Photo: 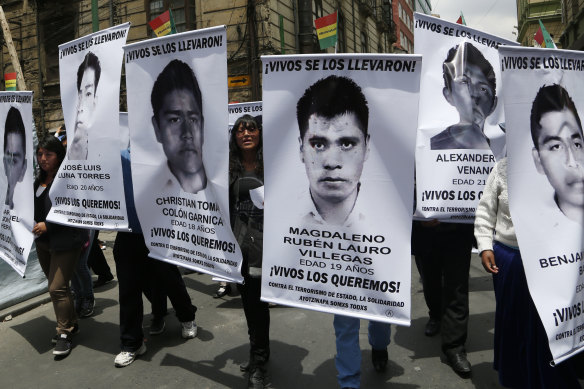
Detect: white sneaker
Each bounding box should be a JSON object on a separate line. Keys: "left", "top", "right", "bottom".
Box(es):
{"left": 181, "top": 321, "right": 197, "bottom": 339}
{"left": 114, "top": 343, "right": 146, "bottom": 367}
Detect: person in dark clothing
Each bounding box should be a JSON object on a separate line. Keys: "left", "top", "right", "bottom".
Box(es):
{"left": 412, "top": 220, "right": 474, "bottom": 377}
{"left": 229, "top": 115, "right": 268, "bottom": 389}
{"left": 33, "top": 137, "right": 87, "bottom": 357}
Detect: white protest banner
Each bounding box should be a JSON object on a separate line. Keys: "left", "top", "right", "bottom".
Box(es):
{"left": 414, "top": 13, "right": 517, "bottom": 222}
{"left": 500, "top": 46, "right": 584, "bottom": 364}
{"left": 228, "top": 101, "right": 262, "bottom": 131}
{"left": 0, "top": 92, "right": 34, "bottom": 276}
{"left": 261, "top": 54, "right": 420, "bottom": 324}
{"left": 124, "top": 26, "right": 243, "bottom": 282}
{"left": 47, "top": 23, "right": 130, "bottom": 230}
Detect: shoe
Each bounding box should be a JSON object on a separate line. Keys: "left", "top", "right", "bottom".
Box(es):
{"left": 98, "top": 240, "right": 106, "bottom": 250}
{"left": 52, "top": 323, "right": 79, "bottom": 344}
{"left": 372, "top": 348, "right": 388, "bottom": 372}
{"left": 149, "top": 317, "right": 166, "bottom": 335}
{"left": 248, "top": 366, "right": 266, "bottom": 389}
{"left": 445, "top": 350, "right": 472, "bottom": 377}
{"left": 240, "top": 360, "right": 251, "bottom": 372}
{"left": 214, "top": 284, "right": 231, "bottom": 298}
{"left": 53, "top": 333, "right": 72, "bottom": 356}
{"left": 78, "top": 297, "right": 95, "bottom": 318}
{"left": 93, "top": 274, "right": 114, "bottom": 288}
{"left": 181, "top": 320, "right": 197, "bottom": 339}
{"left": 424, "top": 318, "right": 440, "bottom": 337}
{"left": 114, "top": 343, "right": 147, "bottom": 367}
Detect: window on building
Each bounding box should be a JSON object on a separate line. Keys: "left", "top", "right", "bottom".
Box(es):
{"left": 39, "top": 3, "right": 77, "bottom": 87}
{"left": 147, "top": 0, "right": 196, "bottom": 34}
{"left": 313, "top": 0, "right": 323, "bottom": 19}
{"left": 361, "top": 30, "right": 369, "bottom": 53}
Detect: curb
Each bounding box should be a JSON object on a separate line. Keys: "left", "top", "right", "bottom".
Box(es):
{"left": 0, "top": 293, "right": 51, "bottom": 322}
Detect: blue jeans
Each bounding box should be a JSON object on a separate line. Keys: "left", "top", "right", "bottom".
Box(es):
{"left": 71, "top": 230, "right": 94, "bottom": 301}
{"left": 334, "top": 314, "right": 391, "bottom": 388}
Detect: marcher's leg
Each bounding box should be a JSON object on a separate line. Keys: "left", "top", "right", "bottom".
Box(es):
{"left": 48, "top": 247, "right": 82, "bottom": 334}
{"left": 238, "top": 276, "right": 270, "bottom": 366}
{"left": 368, "top": 320, "right": 391, "bottom": 372}
{"left": 154, "top": 260, "right": 195, "bottom": 323}
{"left": 114, "top": 232, "right": 146, "bottom": 351}
{"left": 334, "top": 314, "right": 361, "bottom": 388}
{"left": 89, "top": 230, "right": 114, "bottom": 285}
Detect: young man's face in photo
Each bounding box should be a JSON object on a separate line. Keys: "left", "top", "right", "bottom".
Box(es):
{"left": 533, "top": 108, "right": 584, "bottom": 210}
{"left": 445, "top": 62, "right": 496, "bottom": 127}
{"left": 76, "top": 67, "right": 97, "bottom": 130}
{"left": 153, "top": 88, "right": 204, "bottom": 177}
{"left": 300, "top": 112, "right": 369, "bottom": 204}
{"left": 4, "top": 133, "right": 26, "bottom": 189}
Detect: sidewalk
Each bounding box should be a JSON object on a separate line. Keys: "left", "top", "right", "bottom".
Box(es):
{"left": 0, "top": 231, "right": 503, "bottom": 388}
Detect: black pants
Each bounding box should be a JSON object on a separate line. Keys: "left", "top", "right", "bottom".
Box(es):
{"left": 114, "top": 232, "right": 196, "bottom": 351}
{"left": 148, "top": 259, "right": 196, "bottom": 323}
{"left": 415, "top": 223, "right": 473, "bottom": 353}
{"left": 237, "top": 275, "right": 270, "bottom": 367}
{"left": 88, "top": 230, "right": 113, "bottom": 279}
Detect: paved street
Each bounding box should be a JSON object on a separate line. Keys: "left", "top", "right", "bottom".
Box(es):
{"left": 1, "top": 231, "right": 507, "bottom": 388}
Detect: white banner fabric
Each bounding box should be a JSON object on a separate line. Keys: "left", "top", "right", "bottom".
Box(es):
{"left": 261, "top": 54, "right": 421, "bottom": 324}
{"left": 500, "top": 45, "right": 584, "bottom": 364}
{"left": 0, "top": 92, "right": 34, "bottom": 276}
{"left": 414, "top": 13, "right": 518, "bottom": 222}
{"left": 228, "top": 101, "right": 262, "bottom": 131}
{"left": 48, "top": 23, "right": 130, "bottom": 230}
{"left": 124, "top": 26, "right": 243, "bottom": 283}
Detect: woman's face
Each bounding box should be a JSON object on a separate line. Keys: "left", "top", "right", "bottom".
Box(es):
{"left": 37, "top": 147, "right": 60, "bottom": 175}
{"left": 235, "top": 122, "right": 260, "bottom": 152}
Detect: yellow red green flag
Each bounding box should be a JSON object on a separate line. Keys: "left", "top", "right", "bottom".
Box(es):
{"left": 4, "top": 72, "right": 16, "bottom": 91}
{"left": 149, "top": 9, "right": 177, "bottom": 37}
{"left": 315, "top": 12, "right": 337, "bottom": 50}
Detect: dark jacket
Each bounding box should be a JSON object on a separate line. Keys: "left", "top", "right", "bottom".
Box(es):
{"left": 34, "top": 180, "right": 87, "bottom": 251}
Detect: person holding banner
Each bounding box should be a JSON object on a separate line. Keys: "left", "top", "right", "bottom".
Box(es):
{"left": 475, "top": 158, "right": 581, "bottom": 388}
{"left": 32, "top": 137, "right": 87, "bottom": 357}
{"left": 113, "top": 147, "right": 198, "bottom": 368}
{"left": 69, "top": 51, "right": 101, "bottom": 160}
{"left": 151, "top": 59, "right": 207, "bottom": 194}
{"left": 530, "top": 84, "right": 584, "bottom": 224}
{"left": 431, "top": 42, "right": 498, "bottom": 151}
{"left": 296, "top": 75, "right": 391, "bottom": 387}
{"left": 229, "top": 114, "right": 268, "bottom": 388}
{"left": 3, "top": 106, "right": 27, "bottom": 210}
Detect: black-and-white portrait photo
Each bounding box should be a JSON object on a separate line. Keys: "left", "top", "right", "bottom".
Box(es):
{"left": 296, "top": 75, "right": 370, "bottom": 227}
{"left": 151, "top": 59, "right": 207, "bottom": 195}
{"left": 3, "top": 106, "right": 27, "bottom": 210}
{"left": 530, "top": 84, "right": 584, "bottom": 224}
{"left": 69, "top": 51, "right": 101, "bottom": 160}
{"left": 431, "top": 42, "right": 497, "bottom": 151}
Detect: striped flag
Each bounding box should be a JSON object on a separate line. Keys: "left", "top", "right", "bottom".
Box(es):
{"left": 534, "top": 19, "right": 556, "bottom": 48}
{"left": 456, "top": 12, "right": 466, "bottom": 26}
{"left": 4, "top": 72, "right": 16, "bottom": 91}
{"left": 315, "top": 12, "right": 337, "bottom": 50}
{"left": 149, "top": 10, "right": 176, "bottom": 37}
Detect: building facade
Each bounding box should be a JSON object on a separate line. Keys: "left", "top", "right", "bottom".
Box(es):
{"left": 559, "top": 0, "right": 584, "bottom": 49}
{"left": 0, "top": 0, "right": 395, "bottom": 134}
{"left": 413, "top": 0, "right": 430, "bottom": 15}
{"left": 516, "top": 0, "right": 564, "bottom": 47}
{"left": 392, "top": 0, "right": 413, "bottom": 52}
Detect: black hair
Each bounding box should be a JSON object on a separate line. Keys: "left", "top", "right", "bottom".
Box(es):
{"left": 530, "top": 84, "right": 583, "bottom": 150}
{"left": 443, "top": 42, "right": 496, "bottom": 95}
{"left": 296, "top": 75, "right": 369, "bottom": 139}
{"left": 36, "top": 136, "right": 65, "bottom": 182}
{"left": 77, "top": 51, "right": 101, "bottom": 92}
{"left": 229, "top": 114, "right": 263, "bottom": 178}
{"left": 4, "top": 106, "right": 25, "bottom": 152}
{"left": 151, "top": 59, "right": 203, "bottom": 126}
